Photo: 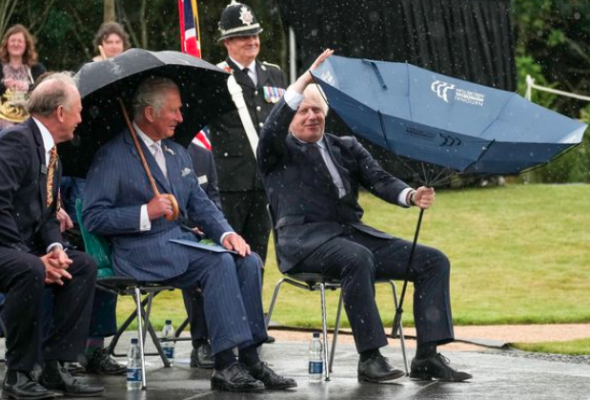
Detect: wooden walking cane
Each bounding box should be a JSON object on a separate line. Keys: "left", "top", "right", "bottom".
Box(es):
{"left": 98, "top": 46, "right": 180, "bottom": 222}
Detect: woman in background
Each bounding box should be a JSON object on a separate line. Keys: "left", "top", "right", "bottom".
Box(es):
{"left": 0, "top": 24, "right": 46, "bottom": 130}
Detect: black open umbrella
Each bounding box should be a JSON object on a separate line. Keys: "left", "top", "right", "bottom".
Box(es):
{"left": 59, "top": 48, "right": 234, "bottom": 178}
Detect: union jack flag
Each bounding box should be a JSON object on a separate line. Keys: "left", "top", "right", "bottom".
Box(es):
{"left": 178, "top": 0, "right": 201, "bottom": 58}
{"left": 178, "top": 0, "right": 212, "bottom": 150}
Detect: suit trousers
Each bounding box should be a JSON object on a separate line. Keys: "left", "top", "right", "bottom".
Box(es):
{"left": 291, "top": 225, "right": 454, "bottom": 353}
{"left": 220, "top": 190, "right": 270, "bottom": 264}
{"left": 163, "top": 250, "right": 267, "bottom": 354}
{"left": 0, "top": 249, "right": 96, "bottom": 371}
{"left": 182, "top": 288, "right": 207, "bottom": 341}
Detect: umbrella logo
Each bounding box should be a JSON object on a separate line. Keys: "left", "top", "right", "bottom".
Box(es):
{"left": 439, "top": 133, "right": 462, "bottom": 147}
{"left": 431, "top": 80, "right": 455, "bottom": 102}
{"left": 431, "top": 79, "right": 486, "bottom": 106}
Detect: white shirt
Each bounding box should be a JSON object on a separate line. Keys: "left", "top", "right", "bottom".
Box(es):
{"left": 283, "top": 87, "right": 414, "bottom": 206}
{"left": 31, "top": 117, "right": 63, "bottom": 253}
{"left": 230, "top": 57, "right": 257, "bottom": 86}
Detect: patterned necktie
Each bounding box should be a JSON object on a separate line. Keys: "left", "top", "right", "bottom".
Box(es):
{"left": 46, "top": 146, "right": 58, "bottom": 207}
{"left": 152, "top": 143, "right": 168, "bottom": 178}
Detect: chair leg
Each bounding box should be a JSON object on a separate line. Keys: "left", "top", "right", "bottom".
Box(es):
{"left": 174, "top": 317, "right": 189, "bottom": 338}
{"left": 107, "top": 294, "right": 152, "bottom": 357}
{"left": 138, "top": 295, "right": 170, "bottom": 368}
{"left": 388, "top": 281, "right": 409, "bottom": 375}
{"left": 329, "top": 290, "right": 344, "bottom": 373}
{"left": 319, "top": 283, "right": 330, "bottom": 381}
{"left": 134, "top": 288, "right": 147, "bottom": 390}
{"left": 265, "top": 279, "right": 287, "bottom": 329}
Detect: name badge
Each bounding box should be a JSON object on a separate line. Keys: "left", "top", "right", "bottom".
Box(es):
{"left": 198, "top": 175, "right": 208, "bottom": 185}
{"left": 41, "top": 165, "right": 47, "bottom": 175}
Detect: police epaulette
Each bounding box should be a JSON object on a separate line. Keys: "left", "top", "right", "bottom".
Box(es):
{"left": 262, "top": 61, "right": 281, "bottom": 70}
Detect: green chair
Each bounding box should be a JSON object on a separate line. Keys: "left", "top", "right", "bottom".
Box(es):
{"left": 75, "top": 199, "right": 174, "bottom": 389}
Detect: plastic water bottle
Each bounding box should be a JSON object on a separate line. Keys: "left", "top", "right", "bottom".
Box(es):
{"left": 126, "top": 338, "right": 142, "bottom": 391}
{"left": 308, "top": 332, "right": 323, "bottom": 383}
{"left": 161, "top": 319, "right": 175, "bottom": 366}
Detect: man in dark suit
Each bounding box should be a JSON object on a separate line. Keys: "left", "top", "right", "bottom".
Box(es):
{"left": 258, "top": 50, "right": 472, "bottom": 383}
{"left": 0, "top": 73, "right": 104, "bottom": 399}
{"left": 82, "top": 77, "right": 296, "bottom": 392}
{"left": 209, "top": 1, "right": 287, "bottom": 265}
{"left": 184, "top": 138, "right": 221, "bottom": 369}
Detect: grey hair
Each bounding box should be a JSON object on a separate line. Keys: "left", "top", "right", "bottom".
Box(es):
{"left": 304, "top": 83, "right": 329, "bottom": 116}
{"left": 132, "top": 76, "right": 179, "bottom": 121}
{"left": 26, "top": 72, "right": 77, "bottom": 117}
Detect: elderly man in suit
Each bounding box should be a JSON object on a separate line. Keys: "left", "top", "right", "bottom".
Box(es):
{"left": 82, "top": 76, "right": 296, "bottom": 392}
{"left": 0, "top": 73, "right": 103, "bottom": 399}
{"left": 258, "top": 50, "right": 472, "bottom": 383}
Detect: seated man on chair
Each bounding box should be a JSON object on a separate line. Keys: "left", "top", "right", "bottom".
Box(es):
{"left": 257, "top": 50, "right": 472, "bottom": 383}
{"left": 82, "top": 76, "right": 296, "bottom": 392}
{"left": 0, "top": 73, "right": 104, "bottom": 399}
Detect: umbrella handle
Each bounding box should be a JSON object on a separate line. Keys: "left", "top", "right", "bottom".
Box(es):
{"left": 117, "top": 98, "right": 180, "bottom": 221}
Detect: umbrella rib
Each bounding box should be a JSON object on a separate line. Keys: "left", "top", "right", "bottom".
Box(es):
{"left": 476, "top": 92, "right": 516, "bottom": 139}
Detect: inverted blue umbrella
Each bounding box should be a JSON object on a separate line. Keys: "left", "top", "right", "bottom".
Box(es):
{"left": 311, "top": 55, "right": 587, "bottom": 339}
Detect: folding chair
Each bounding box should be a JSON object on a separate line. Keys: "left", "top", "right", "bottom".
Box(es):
{"left": 75, "top": 200, "right": 174, "bottom": 389}
{"left": 265, "top": 205, "right": 409, "bottom": 381}
{"left": 0, "top": 294, "right": 5, "bottom": 363}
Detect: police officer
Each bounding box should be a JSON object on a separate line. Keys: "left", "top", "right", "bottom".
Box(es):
{"left": 209, "top": 1, "right": 287, "bottom": 267}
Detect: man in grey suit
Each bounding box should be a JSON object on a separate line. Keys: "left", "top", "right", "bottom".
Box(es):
{"left": 258, "top": 50, "right": 472, "bottom": 383}
{"left": 82, "top": 77, "right": 295, "bottom": 392}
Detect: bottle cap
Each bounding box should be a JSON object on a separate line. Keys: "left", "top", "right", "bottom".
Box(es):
{"left": 313, "top": 332, "right": 320, "bottom": 338}
{"left": 165, "top": 319, "right": 172, "bottom": 324}
{"left": 131, "top": 338, "right": 138, "bottom": 344}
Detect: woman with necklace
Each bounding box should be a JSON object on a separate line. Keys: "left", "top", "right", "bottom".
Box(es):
{"left": 0, "top": 24, "right": 46, "bottom": 130}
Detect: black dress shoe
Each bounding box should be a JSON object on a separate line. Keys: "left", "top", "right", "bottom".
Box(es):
{"left": 264, "top": 336, "right": 276, "bottom": 344}
{"left": 358, "top": 355, "right": 405, "bottom": 383}
{"left": 2, "top": 370, "right": 56, "bottom": 400}
{"left": 190, "top": 342, "right": 214, "bottom": 369}
{"left": 84, "top": 349, "right": 126, "bottom": 375}
{"left": 211, "top": 362, "right": 265, "bottom": 392}
{"left": 410, "top": 353, "right": 472, "bottom": 382}
{"left": 39, "top": 360, "right": 104, "bottom": 397}
{"left": 246, "top": 362, "right": 297, "bottom": 390}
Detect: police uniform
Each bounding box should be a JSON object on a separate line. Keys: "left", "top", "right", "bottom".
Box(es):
{"left": 209, "top": 1, "right": 287, "bottom": 263}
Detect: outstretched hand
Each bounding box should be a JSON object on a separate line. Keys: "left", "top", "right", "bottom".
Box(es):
{"left": 292, "top": 49, "right": 334, "bottom": 93}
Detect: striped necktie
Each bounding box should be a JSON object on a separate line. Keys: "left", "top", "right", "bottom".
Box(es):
{"left": 46, "top": 146, "right": 58, "bottom": 207}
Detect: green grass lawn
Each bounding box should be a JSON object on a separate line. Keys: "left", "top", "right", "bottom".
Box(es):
{"left": 513, "top": 339, "right": 590, "bottom": 356}
{"left": 118, "top": 184, "right": 590, "bottom": 352}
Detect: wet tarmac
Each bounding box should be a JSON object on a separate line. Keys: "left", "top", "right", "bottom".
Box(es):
{"left": 2, "top": 332, "right": 590, "bottom": 400}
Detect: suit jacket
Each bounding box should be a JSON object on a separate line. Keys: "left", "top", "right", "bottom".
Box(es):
{"left": 209, "top": 58, "right": 287, "bottom": 191}
{"left": 82, "top": 130, "right": 232, "bottom": 281}
{"left": 257, "top": 99, "right": 411, "bottom": 272}
{"left": 0, "top": 118, "right": 63, "bottom": 254}
{"left": 187, "top": 142, "right": 222, "bottom": 210}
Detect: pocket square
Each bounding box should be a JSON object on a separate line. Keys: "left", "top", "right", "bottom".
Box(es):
{"left": 182, "top": 167, "right": 192, "bottom": 177}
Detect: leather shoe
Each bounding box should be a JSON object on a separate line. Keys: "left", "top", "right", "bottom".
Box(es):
{"left": 84, "top": 348, "right": 126, "bottom": 375}
{"left": 190, "top": 342, "right": 214, "bottom": 369}
{"left": 211, "top": 362, "right": 265, "bottom": 392}
{"left": 246, "top": 362, "right": 297, "bottom": 390}
{"left": 410, "top": 353, "right": 472, "bottom": 382}
{"left": 2, "top": 371, "right": 56, "bottom": 400}
{"left": 264, "top": 335, "right": 276, "bottom": 344}
{"left": 39, "top": 360, "right": 104, "bottom": 397}
{"left": 358, "top": 355, "right": 405, "bottom": 383}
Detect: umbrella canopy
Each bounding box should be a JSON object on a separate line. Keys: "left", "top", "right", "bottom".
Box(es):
{"left": 59, "top": 48, "right": 234, "bottom": 178}
{"left": 311, "top": 55, "right": 587, "bottom": 185}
